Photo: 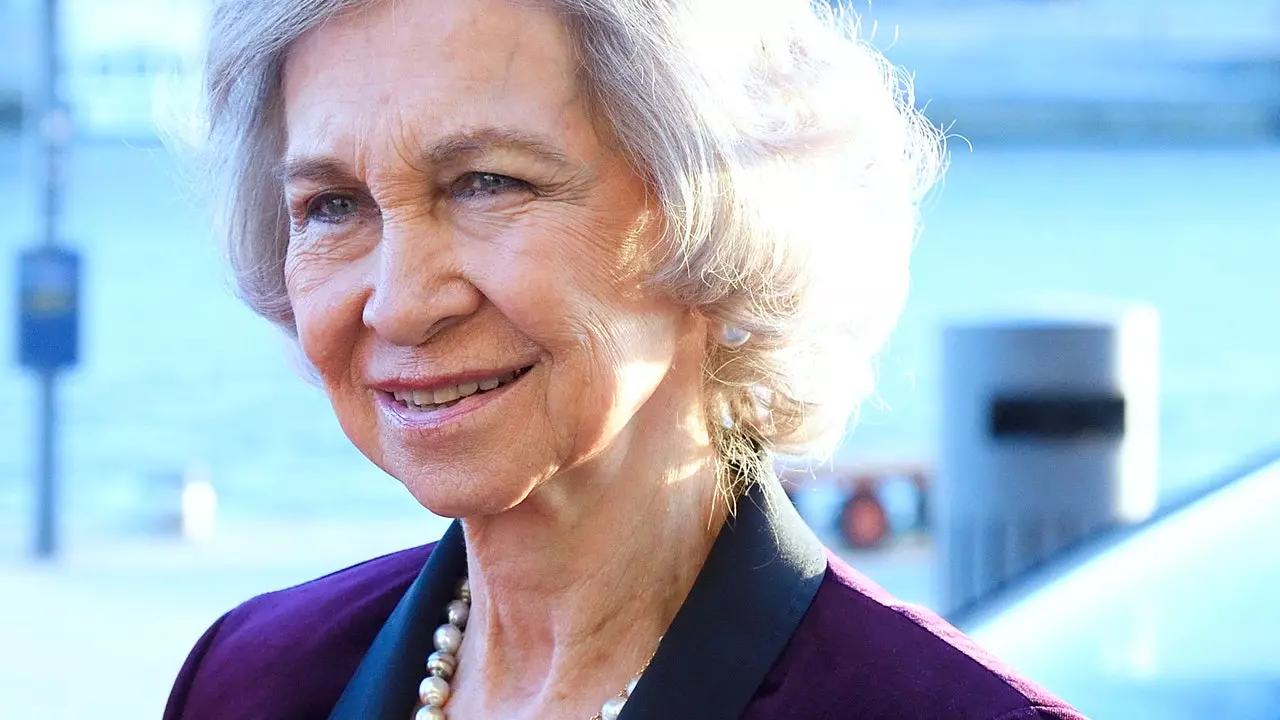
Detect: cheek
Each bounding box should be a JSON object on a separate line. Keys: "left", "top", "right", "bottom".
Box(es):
{"left": 285, "top": 246, "right": 369, "bottom": 378}
{"left": 472, "top": 210, "right": 645, "bottom": 330}
{"left": 557, "top": 310, "right": 684, "bottom": 458}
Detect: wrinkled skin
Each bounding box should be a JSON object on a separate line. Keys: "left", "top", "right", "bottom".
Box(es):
{"left": 281, "top": 1, "right": 723, "bottom": 716}
{"left": 282, "top": 0, "right": 711, "bottom": 518}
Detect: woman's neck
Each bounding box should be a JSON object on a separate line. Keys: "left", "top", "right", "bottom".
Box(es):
{"left": 449, "top": 429, "right": 726, "bottom": 719}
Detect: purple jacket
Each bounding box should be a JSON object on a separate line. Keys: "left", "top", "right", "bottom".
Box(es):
{"left": 164, "top": 484, "right": 1086, "bottom": 719}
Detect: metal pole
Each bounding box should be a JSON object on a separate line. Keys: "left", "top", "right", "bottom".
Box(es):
{"left": 33, "top": 0, "right": 65, "bottom": 560}
{"left": 39, "top": 0, "right": 64, "bottom": 243}
{"left": 35, "top": 372, "right": 58, "bottom": 558}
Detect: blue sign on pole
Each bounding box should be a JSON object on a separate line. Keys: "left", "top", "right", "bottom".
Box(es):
{"left": 18, "top": 246, "right": 81, "bottom": 371}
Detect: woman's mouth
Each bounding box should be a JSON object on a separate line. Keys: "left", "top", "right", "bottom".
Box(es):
{"left": 385, "top": 365, "right": 535, "bottom": 413}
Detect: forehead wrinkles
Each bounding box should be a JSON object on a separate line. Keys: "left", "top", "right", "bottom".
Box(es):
{"left": 286, "top": 0, "right": 577, "bottom": 94}
{"left": 282, "top": 0, "right": 590, "bottom": 159}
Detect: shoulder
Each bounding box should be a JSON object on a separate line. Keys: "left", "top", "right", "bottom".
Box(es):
{"left": 163, "top": 543, "right": 435, "bottom": 720}
{"left": 745, "top": 551, "right": 1088, "bottom": 720}
{"left": 204, "top": 541, "right": 433, "bottom": 656}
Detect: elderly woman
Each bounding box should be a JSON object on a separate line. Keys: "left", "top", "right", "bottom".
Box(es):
{"left": 165, "top": 0, "right": 1084, "bottom": 718}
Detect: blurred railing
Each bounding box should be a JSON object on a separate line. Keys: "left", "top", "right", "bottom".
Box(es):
{"left": 0, "top": 0, "right": 208, "bottom": 138}
{"left": 3, "top": 0, "right": 1280, "bottom": 140}
{"left": 871, "top": 0, "right": 1280, "bottom": 142}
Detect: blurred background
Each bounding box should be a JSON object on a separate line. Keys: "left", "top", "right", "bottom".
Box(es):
{"left": 1, "top": 0, "right": 1277, "bottom": 717}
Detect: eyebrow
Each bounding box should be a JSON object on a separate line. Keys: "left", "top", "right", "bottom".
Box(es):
{"left": 275, "top": 127, "right": 571, "bottom": 185}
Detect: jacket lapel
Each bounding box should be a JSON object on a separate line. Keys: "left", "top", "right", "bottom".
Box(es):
{"left": 328, "top": 521, "right": 467, "bottom": 720}
{"left": 329, "top": 480, "right": 827, "bottom": 720}
{"left": 619, "top": 480, "right": 828, "bottom": 719}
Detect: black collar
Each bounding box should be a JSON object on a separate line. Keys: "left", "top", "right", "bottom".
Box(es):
{"left": 329, "top": 481, "right": 827, "bottom": 720}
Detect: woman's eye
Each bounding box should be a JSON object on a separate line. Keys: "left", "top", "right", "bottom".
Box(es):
{"left": 453, "top": 172, "right": 530, "bottom": 199}
{"left": 305, "top": 194, "right": 360, "bottom": 224}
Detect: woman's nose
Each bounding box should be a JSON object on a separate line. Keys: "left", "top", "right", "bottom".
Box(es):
{"left": 361, "top": 224, "right": 482, "bottom": 347}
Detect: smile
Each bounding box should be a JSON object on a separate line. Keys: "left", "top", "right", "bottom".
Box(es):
{"left": 389, "top": 365, "right": 534, "bottom": 412}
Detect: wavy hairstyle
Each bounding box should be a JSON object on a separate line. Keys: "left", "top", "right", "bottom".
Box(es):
{"left": 196, "top": 0, "right": 944, "bottom": 496}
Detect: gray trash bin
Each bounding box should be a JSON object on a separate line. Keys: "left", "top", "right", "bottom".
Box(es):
{"left": 935, "top": 301, "right": 1160, "bottom": 614}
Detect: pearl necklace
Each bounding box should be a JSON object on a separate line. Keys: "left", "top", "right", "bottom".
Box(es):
{"left": 412, "top": 577, "right": 653, "bottom": 720}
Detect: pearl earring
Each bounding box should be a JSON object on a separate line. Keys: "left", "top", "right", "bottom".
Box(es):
{"left": 719, "top": 324, "right": 751, "bottom": 347}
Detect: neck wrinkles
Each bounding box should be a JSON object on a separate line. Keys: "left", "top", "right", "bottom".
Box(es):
{"left": 451, "top": 439, "right": 726, "bottom": 717}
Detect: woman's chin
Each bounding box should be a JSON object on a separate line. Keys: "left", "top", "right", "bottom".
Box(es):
{"left": 398, "top": 470, "right": 535, "bottom": 520}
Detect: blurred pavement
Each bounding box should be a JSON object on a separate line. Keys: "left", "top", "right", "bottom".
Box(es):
{"left": 0, "top": 517, "right": 448, "bottom": 719}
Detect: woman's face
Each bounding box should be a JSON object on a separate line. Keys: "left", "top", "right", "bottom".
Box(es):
{"left": 281, "top": 0, "right": 707, "bottom": 516}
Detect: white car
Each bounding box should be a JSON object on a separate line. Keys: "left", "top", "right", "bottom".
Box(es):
{"left": 955, "top": 451, "right": 1280, "bottom": 719}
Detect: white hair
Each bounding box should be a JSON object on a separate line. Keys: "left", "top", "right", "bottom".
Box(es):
{"left": 197, "top": 0, "right": 944, "bottom": 495}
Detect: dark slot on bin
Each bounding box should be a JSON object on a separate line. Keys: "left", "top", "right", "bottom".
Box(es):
{"left": 989, "top": 394, "right": 1125, "bottom": 440}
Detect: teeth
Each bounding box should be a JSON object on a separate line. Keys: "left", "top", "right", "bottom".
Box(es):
{"left": 392, "top": 368, "right": 526, "bottom": 410}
